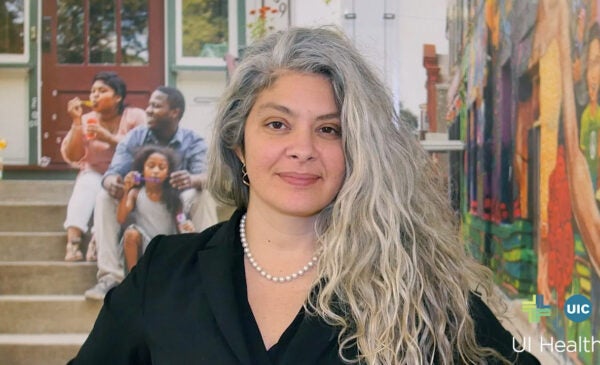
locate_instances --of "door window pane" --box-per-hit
[121,0,148,65]
[182,0,228,58]
[89,0,116,63]
[57,0,84,64]
[0,0,24,55]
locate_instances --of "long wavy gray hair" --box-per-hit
[208,27,506,364]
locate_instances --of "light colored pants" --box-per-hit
[93,188,219,283]
[64,170,103,232]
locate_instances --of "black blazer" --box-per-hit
[69,210,539,364]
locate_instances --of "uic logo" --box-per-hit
[564,294,592,322]
[521,294,551,323]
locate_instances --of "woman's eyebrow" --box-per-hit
[316,112,340,122]
[258,102,339,121]
[257,102,293,115]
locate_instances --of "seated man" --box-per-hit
[85,86,217,300]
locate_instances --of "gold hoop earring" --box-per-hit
[242,163,250,186]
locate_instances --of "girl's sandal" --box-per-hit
[86,235,97,262]
[65,241,84,261]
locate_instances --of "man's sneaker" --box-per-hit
[84,278,119,300]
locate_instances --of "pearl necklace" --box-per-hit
[240,214,318,283]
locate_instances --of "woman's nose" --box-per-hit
[287,129,316,161]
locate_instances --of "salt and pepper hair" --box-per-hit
[209,27,506,364]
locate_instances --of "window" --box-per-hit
[56,0,149,65]
[0,0,28,62]
[176,0,238,67]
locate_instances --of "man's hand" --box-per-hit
[170,170,193,190]
[103,174,125,199]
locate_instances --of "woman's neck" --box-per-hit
[242,208,320,291]
[97,109,121,124]
[244,208,318,252]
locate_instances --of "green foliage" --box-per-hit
[121,0,149,64]
[88,0,116,63]
[248,15,268,42]
[0,0,25,54]
[247,6,278,43]
[57,0,84,63]
[182,0,228,57]
[55,0,149,64]
[400,106,418,130]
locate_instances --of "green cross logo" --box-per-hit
[521,294,552,323]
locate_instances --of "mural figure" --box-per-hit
[557,0,600,287]
[580,22,600,189]
[529,0,563,303]
[544,1,600,363]
[546,145,575,311]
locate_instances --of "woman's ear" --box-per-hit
[234,146,244,164]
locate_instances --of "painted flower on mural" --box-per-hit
[247,6,278,42]
[0,139,6,150]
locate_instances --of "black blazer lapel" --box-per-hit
[197,210,252,365]
[279,311,339,364]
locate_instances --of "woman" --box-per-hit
[62,71,145,262]
[69,28,538,364]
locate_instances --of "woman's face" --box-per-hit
[143,152,170,184]
[239,71,346,218]
[587,38,600,102]
[89,80,121,112]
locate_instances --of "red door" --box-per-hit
[41,0,164,167]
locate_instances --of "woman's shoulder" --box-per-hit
[123,105,146,115]
[132,220,231,290]
[122,107,147,126]
[141,211,243,276]
[468,293,540,364]
[143,221,228,264]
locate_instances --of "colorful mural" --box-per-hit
[457,1,600,363]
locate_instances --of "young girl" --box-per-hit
[117,146,195,271]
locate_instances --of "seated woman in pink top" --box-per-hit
[61,71,146,262]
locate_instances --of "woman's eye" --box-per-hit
[267,121,285,129]
[320,126,341,136]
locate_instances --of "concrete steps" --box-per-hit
[0,205,67,232]
[0,233,66,261]
[0,334,87,365]
[0,262,97,295]
[0,180,98,365]
[0,296,101,333]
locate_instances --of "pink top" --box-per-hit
[61,107,146,174]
